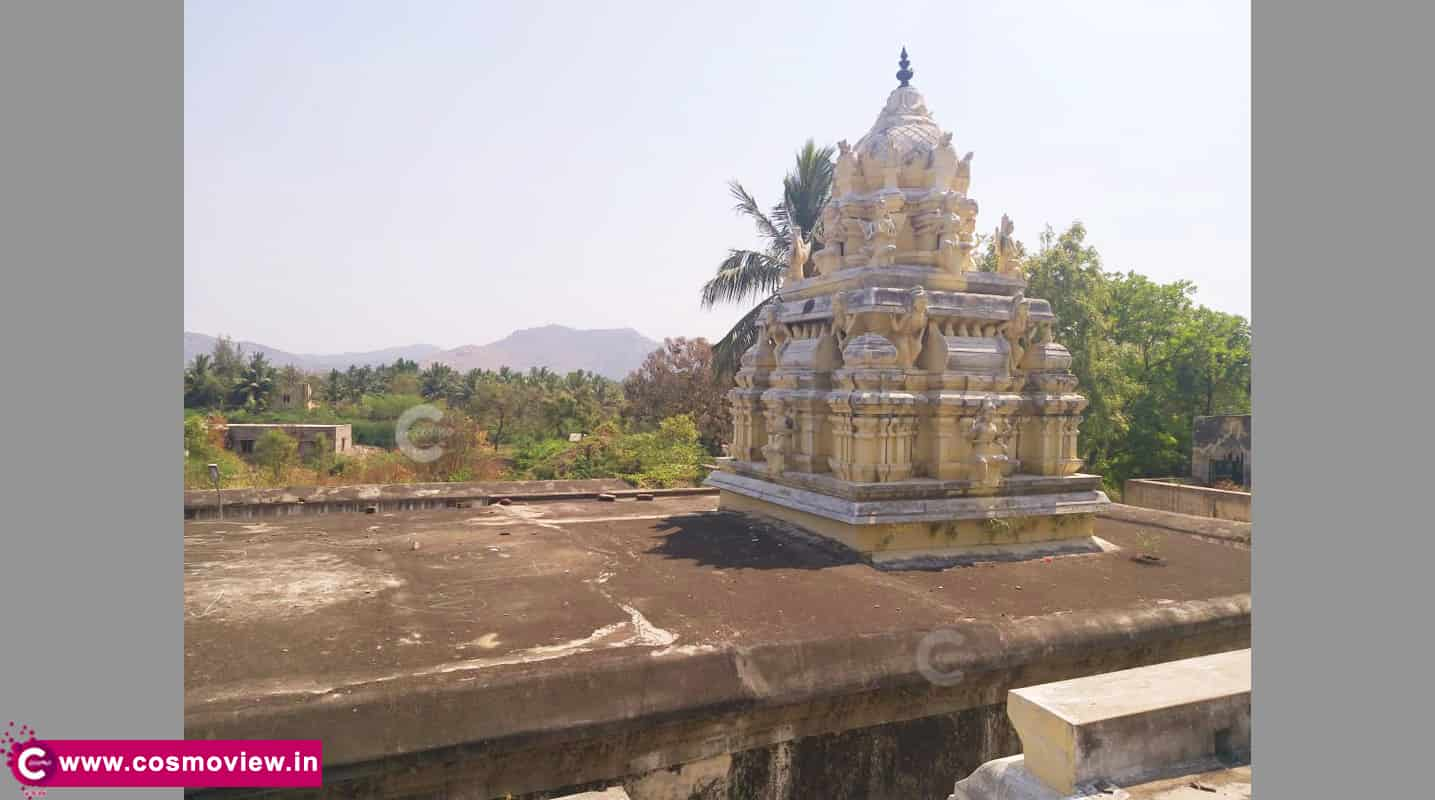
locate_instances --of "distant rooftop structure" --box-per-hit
[222,422,352,457]
[1193,414,1251,488]
[273,375,315,411]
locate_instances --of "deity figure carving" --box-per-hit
[954,197,979,272]
[835,140,858,197]
[760,303,790,359]
[1001,295,1030,374]
[815,204,844,274]
[968,397,1011,486]
[931,132,959,192]
[861,212,898,267]
[954,151,974,195]
[830,291,855,350]
[761,412,792,474]
[995,214,1021,276]
[886,287,929,368]
[787,227,812,283]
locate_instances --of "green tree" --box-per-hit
[1018,222,1251,491]
[229,352,277,410]
[419,362,460,403]
[253,429,299,479]
[468,378,520,448]
[210,335,247,385]
[306,433,336,474]
[622,338,730,453]
[701,140,834,376]
[183,354,226,409]
[322,369,345,405]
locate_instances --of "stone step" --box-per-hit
[1006,648,1251,794]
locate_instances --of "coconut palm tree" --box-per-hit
[701,140,834,377]
[230,352,276,410]
[184,353,226,409]
[419,362,460,402]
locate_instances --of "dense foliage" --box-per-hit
[182,338,724,489]
[984,222,1250,493]
[508,415,709,489]
[622,337,730,453]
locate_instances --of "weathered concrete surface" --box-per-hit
[1124,765,1250,798]
[185,496,1249,799]
[1007,650,1250,794]
[1123,480,1251,524]
[951,757,1250,800]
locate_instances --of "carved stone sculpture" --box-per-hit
[861,213,898,267]
[1002,294,1030,374]
[931,132,959,192]
[835,140,858,198]
[955,151,974,194]
[787,228,812,283]
[995,214,1021,276]
[887,287,929,368]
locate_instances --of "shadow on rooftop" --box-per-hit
[642,511,861,571]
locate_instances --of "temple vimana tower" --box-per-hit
[708,50,1110,566]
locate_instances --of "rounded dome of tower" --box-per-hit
[853,83,946,163]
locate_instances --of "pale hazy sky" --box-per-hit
[185,0,1250,354]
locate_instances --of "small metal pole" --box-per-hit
[208,463,222,520]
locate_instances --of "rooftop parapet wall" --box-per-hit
[1123,479,1251,523]
[184,495,1249,799]
[181,479,711,519]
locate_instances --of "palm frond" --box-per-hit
[780,140,835,235]
[728,181,784,244]
[700,249,784,308]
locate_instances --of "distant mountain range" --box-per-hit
[183,332,444,373]
[183,325,662,380]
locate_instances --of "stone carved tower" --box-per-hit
[708,51,1110,566]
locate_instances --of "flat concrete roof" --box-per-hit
[184,496,1250,767]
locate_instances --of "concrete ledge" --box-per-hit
[1007,649,1251,794]
[186,596,1250,773]
[1123,479,1250,523]
[183,480,717,519]
[1100,503,1251,545]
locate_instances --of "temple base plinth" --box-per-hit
[706,469,1112,569]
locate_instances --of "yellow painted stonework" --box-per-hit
[718,491,1098,563]
[708,52,1108,563]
